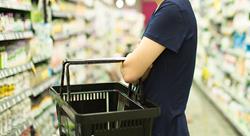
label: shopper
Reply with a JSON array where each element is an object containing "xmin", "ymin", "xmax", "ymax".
[{"xmin": 121, "ymin": 0, "xmax": 197, "ymax": 135}]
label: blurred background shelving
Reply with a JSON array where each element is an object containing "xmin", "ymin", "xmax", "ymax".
[
  {"xmin": 0, "ymin": 0, "xmax": 143, "ymax": 135},
  {"xmin": 1, "ymin": 0, "xmax": 250, "ymax": 136}
]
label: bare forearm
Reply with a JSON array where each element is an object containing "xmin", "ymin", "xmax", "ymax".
[
  {"xmin": 121, "ymin": 53, "xmax": 143, "ymax": 83},
  {"xmin": 121, "ymin": 37, "xmax": 165, "ymax": 83}
]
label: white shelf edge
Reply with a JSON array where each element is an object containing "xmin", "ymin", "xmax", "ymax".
[
  {"xmin": 52, "ymin": 11, "xmax": 74, "ymax": 19},
  {"xmin": 32, "ymin": 55, "xmax": 51, "ymax": 64},
  {"xmin": 0, "ymin": 62, "xmax": 34, "ymax": 80},
  {"xmin": 0, "ymin": 89, "xmax": 32, "ymax": 113},
  {"xmin": 33, "ymin": 105, "xmax": 56, "ymax": 128},
  {"xmin": 33, "ymin": 102, "xmax": 54, "ymax": 119},
  {"xmin": 52, "ymin": 30, "xmax": 85, "ymax": 41},
  {"xmin": 221, "ymin": 86, "xmax": 250, "ymax": 109},
  {"xmin": 0, "ymin": 2, "xmax": 32, "ymax": 12},
  {"xmin": 0, "ymin": 75, "xmax": 58, "ymax": 113},
  {"xmin": 32, "ymin": 76, "xmax": 59, "ymax": 97},
  {"xmin": 0, "ymin": 31, "xmax": 34, "ymax": 42},
  {"xmin": 52, "ymin": 10, "xmax": 85, "ymax": 19}
]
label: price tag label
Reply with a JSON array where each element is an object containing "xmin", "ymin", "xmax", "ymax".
[
  {"xmin": 22, "ymin": 65, "xmax": 26, "ymax": 71},
  {"xmin": 22, "ymin": 32, "xmax": 27, "ymax": 38},
  {"xmin": 13, "ymin": 67, "xmax": 17, "ymax": 74},
  {"xmin": 39, "ymin": 86, "xmax": 43, "ymax": 94},
  {"xmin": 17, "ymin": 96, "xmax": 21, "ymax": 102},
  {"xmin": 2, "ymin": 103, "xmax": 6, "ymax": 110},
  {"xmin": 23, "ymin": 5, "xmax": 27, "ymax": 10},
  {"xmin": 0, "ymin": 34, "xmax": 4, "ymax": 41},
  {"xmin": 25, "ymin": 91, "xmax": 29, "ymax": 96},
  {"xmin": 3, "ymin": 70, "xmax": 8, "ymax": 77},
  {"xmin": 16, "ymin": 32, "xmax": 21, "ymax": 38},
  {"xmin": 0, "ymin": 105, "xmax": 3, "ymax": 112},
  {"xmin": 6, "ymin": 101, "xmax": 10, "ymax": 108},
  {"xmin": 25, "ymin": 90, "xmax": 31, "ymax": 97},
  {"xmin": 29, "ymin": 63, "xmax": 33, "ymax": 68},
  {"xmin": 14, "ymin": 32, "xmax": 18, "ymax": 38},
  {"xmin": 5, "ymin": 33, "xmax": 12, "ymax": 40},
  {"xmin": 19, "ymin": 32, "xmax": 24, "ymax": 38},
  {"xmin": 38, "ymin": 56, "xmax": 42, "ymax": 62},
  {"xmin": 0, "ymin": 71, "xmax": 3, "ymax": 78},
  {"xmin": 5, "ymin": 3, "xmax": 9, "ymax": 8},
  {"xmin": 25, "ymin": 32, "xmax": 31, "ymax": 38},
  {"xmin": 2, "ymin": 33, "xmax": 6, "ymax": 39},
  {"xmin": 12, "ymin": 98, "xmax": 16, "ymax": 104},
  {"xmin": 17, "ymin": 5, "xmax": 22, "ymax": 10},
  {"xmin": 8, "ymin": 69, "xmax": 12, "ymax": 75},
  {"xmin": 17, "ymin": 66, "xmax": 21, "ymax": 72},
  {"xmin": 29, "ymin": 32, "xmax": 33, "ymax": 37},
  {"xmin": 1, "ymin": 71, "xmax": 4, "ymax": 77},
  {"xmin": 21, "ymin": 32, "xmax": 24, "ymax": 38},
  {"xmin": 21, "ymin": 93, "xmax": 25, "ymax": 99}
]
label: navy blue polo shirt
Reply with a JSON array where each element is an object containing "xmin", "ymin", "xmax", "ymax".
[{"xmin": 142, "ymin": 0, "xmax": 197, "ymax": 136}]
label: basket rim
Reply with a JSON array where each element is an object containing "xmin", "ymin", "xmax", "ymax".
[{"xmin": 50, "ymin": 82, "xmax": 160, "ymax": 122}]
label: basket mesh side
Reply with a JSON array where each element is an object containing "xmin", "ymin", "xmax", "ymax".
[
  {"xmin": 63, "ymin": 91, "xmax": 107, "ymax": 102},
  {"xmin": 90, "ymin": 119, "xmax": 144, "ymax": 131}
]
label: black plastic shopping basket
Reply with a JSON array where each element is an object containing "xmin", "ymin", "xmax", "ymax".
[{"xmin": 50, "ymin": 58, "xmax": 160, "ymax": 136}]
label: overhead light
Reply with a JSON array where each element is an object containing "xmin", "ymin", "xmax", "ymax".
[
  {"xmin": 125, "ymin": 0, "xmax": 136, "ymax": 6},
  {"xmin": 116, "ymin": 0, "xmax": 124, "ymax": 8}
]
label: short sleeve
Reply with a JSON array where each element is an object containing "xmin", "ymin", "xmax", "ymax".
[{"xmin": 143, "ymin": 3, "xmax": 187, "ymax": 53}]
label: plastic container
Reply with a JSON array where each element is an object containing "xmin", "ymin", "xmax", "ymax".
[{"xmin": 50, "ymin": 58, "xmax": 160, "ymax": 136}]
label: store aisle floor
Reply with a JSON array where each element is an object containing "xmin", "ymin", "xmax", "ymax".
[{"xmin": 186, "ymin": 85, "xmax": 239, "ymax": 136}]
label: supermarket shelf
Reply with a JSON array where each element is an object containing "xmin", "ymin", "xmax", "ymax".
[
  {"xmin": 222, "ymin": 48, "xmax": 248, "ymax": 59},
  {"xmin": 0, "ymin": 62, "xmax": 34, "ymax": 79},
  {"xmin": 68, "ymin": 0, "xmax": 84, "ymax": 3},
  {"xmin": 67, "ymin": 0, "xmax": 93, "ymax": 8},
  {"xmin": 0, "ymin": 76, "xmax": 58, "ymax": 113},
  {"xmin": 33, "ymin": 102, "xmax": 54, "ymax": 119},
  {"xmin": 52, "ymin": 10, "xmax": 85, "ymax": 20},
  {"xmin": 0, "ymin": 89, "xmax": 32, "ymax": 113},
  {"xmin": 8, "ymin": 118, "xmax": 33, "ymax": 136},
  {"xmin": 33, "ymin": 105, "xmax": 56, "ymax": 128},
  {"xmin": 216, "ymin": 62, "xmax": 245, "ymax": 83},
  {"xmin": 0, "ymin": 2, "xmax": 32, "ymax": 12},
  {"xmin": 32, "ymin": 76, "xmax": 59, "ymax": 97},
  {"xmin": 32, "ymin": 55, "xmax": 51, "ymax": 64},
  {"xmin": 0, "ymin": 31, "xmax": 34, "ymax": 42},
  {"xmin": 222, "ymin": 86, "xmax": 250, "ymax": 109},
  {"xmin": 52, "ymin": 11, "xmax": 75, "ymax": 19},
  {"xmin": 52, "ymin": 30, "xmax": 85, "ymax": 41},
  {"xmin": 194, "ymin": 76, "xmax": 250, "ymax": 136}
]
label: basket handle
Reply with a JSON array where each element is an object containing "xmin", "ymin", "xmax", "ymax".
[{"xmin": 60, "ymin": 57, "xmax": 128, "ymax": 97}]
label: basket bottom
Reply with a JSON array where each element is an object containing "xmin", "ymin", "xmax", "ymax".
[{"xmin": 60, "ymin": 116, "xmax": 153, "ymax": 136}]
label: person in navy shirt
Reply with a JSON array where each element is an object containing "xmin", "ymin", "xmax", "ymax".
[{"xmin": 121, "ymin": 0, "xmax": 197, "ymax": 135}]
